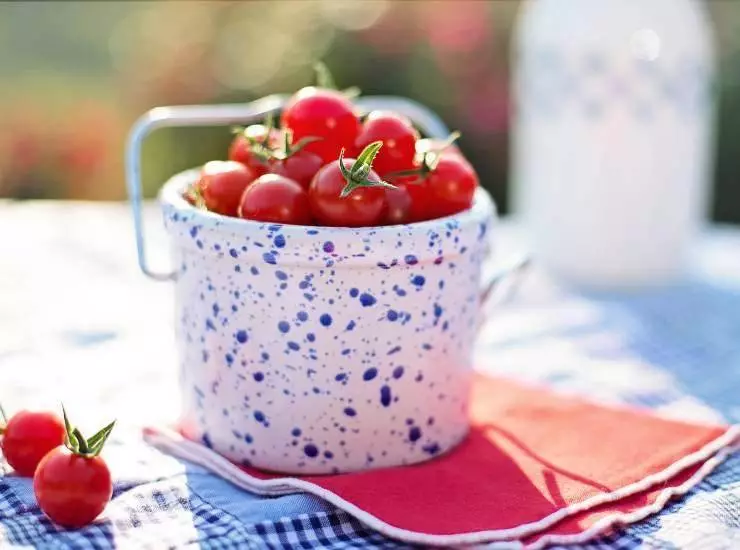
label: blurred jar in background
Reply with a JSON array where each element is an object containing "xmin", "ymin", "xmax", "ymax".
[{"xmin": 511, "ymin": 0, "xmax": 716, "ymax": 289}]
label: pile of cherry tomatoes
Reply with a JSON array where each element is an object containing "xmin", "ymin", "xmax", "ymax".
[
  {"xmin": 0, "ymin": 405, "xmax": 115, "ymax": 529},
  {"xmin": 186, "ymin": 66, "xmax": 479, "ymax": 228}
]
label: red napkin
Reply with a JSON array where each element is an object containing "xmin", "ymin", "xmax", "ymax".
[{"xmin": 145, "ymin": 375, "xmax": 738, "ymax": 548}]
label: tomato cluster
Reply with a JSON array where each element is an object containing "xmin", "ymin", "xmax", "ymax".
[
  {"xmin": 186, "ymin": 68, "xmax": 479, "ymax": 228},
  {"xmin": 0, "ymin": 404, "xmax": 115, "ymax": 529}
]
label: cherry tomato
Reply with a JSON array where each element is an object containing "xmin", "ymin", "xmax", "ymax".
[
  {"xmin": 239, "ymin": 174, "xmax": 313, "ymax": 225},
  {"xmin": 270, "ymin": 149, "xmax": 324, "ymax": 189},
  {"xmin": 309, "ymin": 158, "xmax": 387, "ymax": 227},
  {"xmin": 228, "ymin": 124, "xmax": 280, "ymax": 176},
  {"xmin": 198, "ymin": 160, "xmax": 256, "ymax": 217},
  {"xmin": 418, "ymin": 155, "xmax": 478, "ymax": 221},
  {"xmin": 34, "ymin": 447, "xmax": 112, "ymax": 528},
  {"xmin": 355, "ymin": 111, "xmax": 419, "ymax": 176},
  {"xmin": 0, "ymin": 410, "xmax": 65, "ymax": 477},
  {"xmin": 281, "ymin": 87, "xmax": 360, "ymax": 164}
]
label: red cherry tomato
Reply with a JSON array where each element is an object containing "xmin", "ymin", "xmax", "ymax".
[
  {"xmin": 239, "ymin": 174, "xmax": 313, "ymax": 225},
  {"xmin": 198, "ymin": 160, "xmax": 256, "ymax": 217},
  {"xmin": 228, "ymin": 124, "xmax": 280, "ymax": 176},
  {"xmin": 355, "ymin": 111, "xmax": 419, "ymax": 176},
  {"xmin": 420, "ymin": 155, "xmax": 478, "ymax": 221},
  {"xmin": 34, "ymin": 447, "xmax": 112, "ymax": 529},
  {"xmin": 0, "ymin": 410, "xmax": 65, "ymax": 477},
  {"xmin": 281, "ymin": 87, "xmax": 360, "ymax": 164},
  {"xmin": 309, "ymin": 159, "xmax": 387, "ymax": 227},
  {"xmin": 270, "ymin": 149, "xmax": 324, "ymax": 190}
]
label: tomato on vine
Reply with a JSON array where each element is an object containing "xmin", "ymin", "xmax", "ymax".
[
  {"xmin": 228, "ymin": 123, "xmax": 281, "ymax": 176},
  {"xmin": 0, "ymin": 405, "xmax": 66, "ymax": 477},
  {"xmin": 309, "ymin": 141, "xmax": 394, "ymax": 227},
  {"xmin": 33, "ymin": 407, "xmax": 115, "ymax": 529},
  {"xmin": 387, "ymin": 132, "xmax": 477, "ymax": 222}
]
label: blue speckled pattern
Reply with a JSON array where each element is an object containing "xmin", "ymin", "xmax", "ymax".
[{"xmin": 160, "ymin": 169, "xmax": 496, "ymax": 474}]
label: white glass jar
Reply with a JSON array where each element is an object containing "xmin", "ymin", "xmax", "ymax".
[{"xmin": 511, "ymin": 0, "xmax": 716, "ymax": 289}]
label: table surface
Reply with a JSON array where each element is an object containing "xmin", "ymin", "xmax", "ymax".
[{"xmin": 1, "ymin": 200, "xmax": 740, "ymax": 549}]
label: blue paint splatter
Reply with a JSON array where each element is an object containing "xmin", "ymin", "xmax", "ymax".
[
  {"xmin": 288, "ymin": 341, "xmax": 300, "ymax": 351},
  {"xmin": 341, "ymin": 348, "xmax": 351, "ymax": 356},
  {"xmin": 278, "ymin": 321, "xmax": 290, "ymax": 333},
  {"xmin": 307, "ymin": 333, "xmax": 316, "ymax": 342},
  {"xmin": 306, "ymin": 229, "xmax": 319, "ymax": 235},
  {"xmin": 323, "ymin": 241, "xmax": 335, "ymax": 253},
  {"xmin": 274, "ymin": 234, "xmax": 286, "ymax": 248},
  {"xmin": 212, "ymin": 303, "xmax": 220, "ymax": 316},
  {"xmin": 201, "ymin": 433, "xmax": 213, "ymax": 448},
  {"xmin": 291, "ymin": 427, "xmax": 302, "ymax": 437},
  {"xmin": 253, "ymin": 372, "xmax": 264, "ymax": 382},
  {"xmin": 423, "ymin": 443, "xmax": 441, "ymax": 455},
  {"xmin": 404, "ymin": 254, "xmax": 418, "ymax": 265},
  {"xmin": 225, "ymin": 353, "xmax": 234, "ymax": 366},
  {"xmin": 299, "ymin": 280, "xmax": 310, "ymax": 290},
  {"xmin": 190, "ymin": 227, "xmax": 198, "ymax": 238},
  {"xmin": 380, "ymin": 385, "xmax": 392, "ymax": 407},
  {"xmin": 359, "ymin": 293, "xmax": 376, "ymax": 307},
  {"xmin": 304, "ymin": 444, "xmax": 319, "ymax": 458},
  {"xmin": 236, "ymin": 330, "xmax": 248, "ymax": 344},
  {"xmin": 297, "ymin": 311, "xmax": 308, "ymax": 322},
  {"xmin": 344, "ymin": 407, "xmax": 357, "ymax": 417},
  {"xmin": 434, "ymin": 256, "xmax": 444, "ymax": 265},
  {"xmin": 345, "ymin": 320, "xmax": 356, "ymax": 331},
  {"xmin": 434, "ymin": 304, "xmax": 443, "ymax": 318},
  {"xmin": 409, "ymin": 426, "xmax": 422, "ymax": 442},
  {"xmin": 393, "ymin": 366, "xmax": 405, "ymax": 379},
  {"xmin": 387, "ymin": 346, "xmax": 402, "ymax": 355},
  {"xmin": 324, "ymin": 451, "xmax": 334, "ymax": 459},
  {"xmin": 411, "ymin": 275, "xmax": 426, "ymax": 287},
  {"xmin": 442, "ymin": 320, "xmax": 449, "ymax": 331},
  {"xmin": 422, "ymin": 343, "xmax": 433, "ymax": 350},
  {"xmin": 335, "ymin": 373, "xmax": 347, "ymax": 382},
  {"xmin": 254, "ymin": 410, "xmax": 266, "ymax": 423},
  {"xmin": 387, "ymin": 310, "xmax": 399, "ymax": 322},
  {"xmin": 250, "ymin": 266, "xmax": 259, "ymax": 276},
  {"xmin": 349, "ymin": 288, "xmax": 359, "ymax": 298},
  {"xmin": 263, "ymin": 252, "xmax": 276, "ymax": 265},
  {"xmin": 261, "ymin": 352, "xmax": 270, "ymax": 361},
  {"xmin": 229, "ymin": 248, "xmax": 238, "ymax": 258},
  {"xmin": 244, "ymin": 434, "xmax": 253, "ymax": 443},
  {"xmin": 276, "ymin": 270, "xmax": 288, "ymax": 281},
  {"xmin": 320, "ymin": 313, "xmax": 333, "ymax": 327},
  {"xmin": 363, "ymin": 368, "xmax": 378, "ymax": 381}
]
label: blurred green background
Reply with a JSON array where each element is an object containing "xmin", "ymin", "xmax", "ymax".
[{"xmin": 0, "ymin": 0, "xmax": 738, "ymax": 222}]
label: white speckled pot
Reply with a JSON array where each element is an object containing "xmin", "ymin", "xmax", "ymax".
[{"xmin": 158, "ymin": 169, "xmax": 496, "ymax": 474}]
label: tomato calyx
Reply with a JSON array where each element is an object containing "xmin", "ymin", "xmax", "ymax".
[
  {"xmin": 231, "ymin": 115, "xmax": 277, "ymax": 167},
  {"xmin": 338, "ymin": 141, "xmax": 396, "ymax": 198},
  {"xmin": 387, "ymin": 131, "xmax": 462, "ymax": 183},
  {"xmin": 270, "ymin": 129, "xmax": 322, "ymax": 162},
  {"xmin": 313, "ymin": 61, "xmax": 361, "ymax": 100},
  {"xmin": 62, "ymin": 406, "xmax": 115, "ymax": 458}
]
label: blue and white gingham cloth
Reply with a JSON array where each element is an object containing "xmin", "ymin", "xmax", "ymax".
[{"xmin": 3, "ymin": 266, "xmax": 740, "ymax": 548}]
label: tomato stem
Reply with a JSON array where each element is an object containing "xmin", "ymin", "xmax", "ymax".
[
  {"xmin": 338, "ymin": 142, "xmax": 396, "ymax": 198},
  {"xmin": 73, "ymin": 428, "xmax": 89, "ymax": 454},
  {"xmin": 313, "ymin": 61, "xmax": 361, "ymax": 99}
]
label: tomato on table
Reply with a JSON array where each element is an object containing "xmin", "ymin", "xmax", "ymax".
[
  {"xmin": 198, "ymin": 160, "xmax": 257, "ymax": 217},
  {"xmin": 0, "ymin": 408, "xmax": 66, "ymax": 477},
  {"xmin": 239, "ymin": 174, "xmax": 313, "ymax": 225},
  {"xmin": 33, "ymin": 409, "xmax": 115, "ymax": 529}
]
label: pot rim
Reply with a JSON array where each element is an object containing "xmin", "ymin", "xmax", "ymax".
[{"xmin": 159, "ymin": 168, "xmax": 497, "ymax": 237}]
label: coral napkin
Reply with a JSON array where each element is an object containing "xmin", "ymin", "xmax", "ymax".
[{"xmin": 144, "ymin": 375, "xmax": 738, "ymax": 548}]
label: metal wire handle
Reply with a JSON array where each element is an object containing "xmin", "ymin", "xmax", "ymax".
[{"xmin": 125, "ymin": 95, "xmax": 451, "ymax": 281}]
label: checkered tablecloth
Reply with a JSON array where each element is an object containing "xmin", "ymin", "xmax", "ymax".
[{"xmin": 0, "ymin": 201, "xmax": 739, "ymax": 549}]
